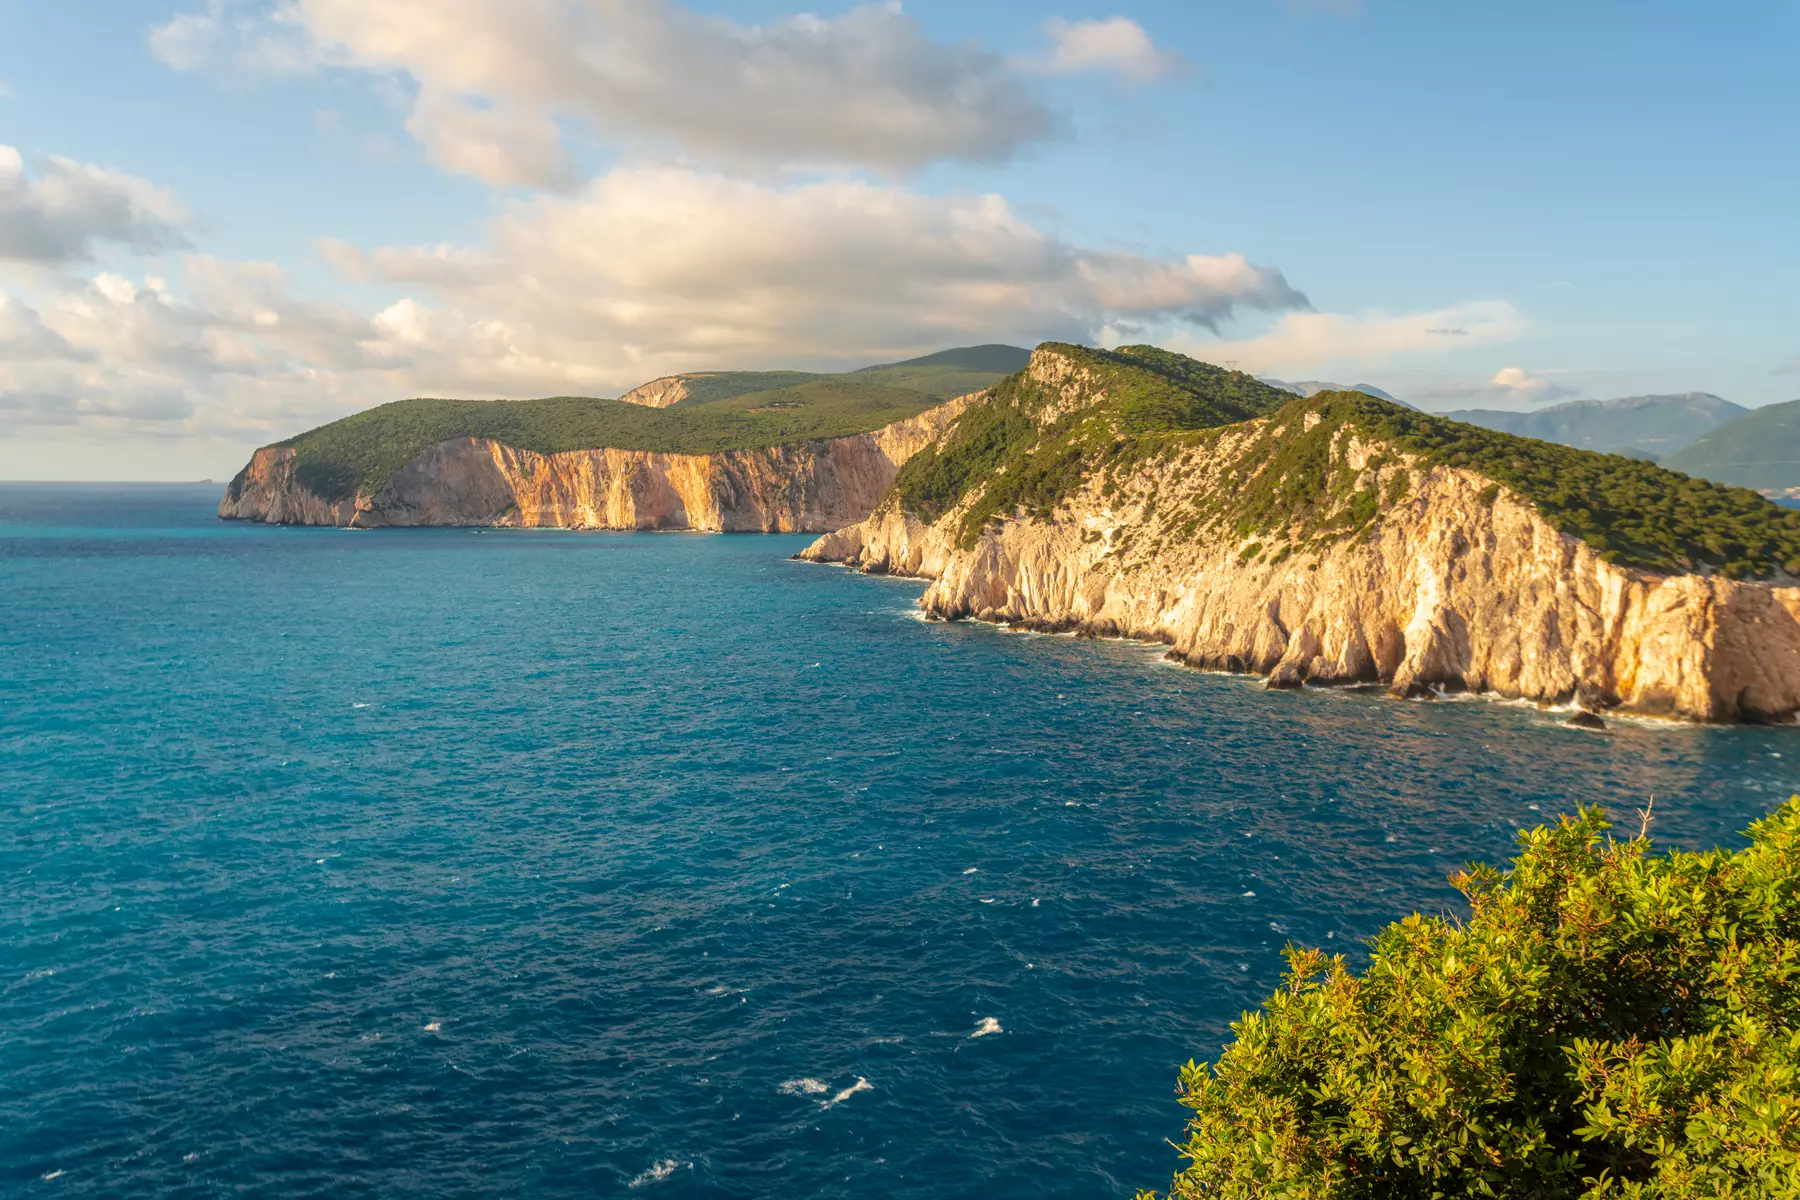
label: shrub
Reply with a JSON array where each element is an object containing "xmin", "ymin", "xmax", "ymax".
[{"xmin": 1147, "ymin": 800, "xmax": 1800, "ymax": 1199}]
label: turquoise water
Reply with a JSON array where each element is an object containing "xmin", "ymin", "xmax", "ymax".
[{"xmin": 3, "ymin": 483, "xmax": 1793, "ymax": 1198}]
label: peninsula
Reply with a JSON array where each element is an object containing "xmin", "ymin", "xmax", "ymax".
[{"xmin": 801, "ymin": 343, "xmax": 1800, "ymax": 724}]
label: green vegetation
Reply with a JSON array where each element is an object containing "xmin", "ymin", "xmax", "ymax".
[
  {"xmin": 657, "ymin": 370, "xmax": 818, "ymax": 407},
  {"xmin": 886, "ymin": 346, "xmax": 1800, "ymax": 576},
  {"xmin": 1664, "ymin": 399, "xmax": 1800, "ymax": 493},
  {"xmin": 852, "ymin": 344, "xmax": 1032, "ymax": 400},
  {"xmin": 1188, "ymin": 391, "xmax": 1800, "ymax": 577},
  {"xmin": 888, "ymin": 342, "xmax": 1294, "ymax": 544},
  {"xmin": 1146, "ymin": 800, "xmax": 1800, "ymax": 1200},
  {"xmin": 277, "ymin": 380, "xmax": 942, "ymax": 502}
]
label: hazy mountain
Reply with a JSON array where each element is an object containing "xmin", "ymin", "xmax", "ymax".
[
  {"xmin": 1662, "ymin": 398, "xmax": 1800, "ymax": 493},
  {"xmin": 1261, "ymin": 378, "xmax": 1413, "ymax": 408},
  {"xmin": 1442, "ymin": 393, "xmax": 1745, "ymax": 459}
]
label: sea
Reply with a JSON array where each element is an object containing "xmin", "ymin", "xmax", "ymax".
[{"xmin": 3, "ymin": 482, "xmax": 1793, "ymax": 1199}]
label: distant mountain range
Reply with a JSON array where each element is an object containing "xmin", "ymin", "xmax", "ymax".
[
  {"xmin": 1261, "ymin": 378, "xmax": 1412, "ymax": 408},
  {"xmin": 1441, "ymin": 393, "xmax": 1747, "ymax": 460},
  {"xmin": 1663, "ymin": 398, "xmax": 1800, "ymax": 495}
]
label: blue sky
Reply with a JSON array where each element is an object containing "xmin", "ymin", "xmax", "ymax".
[{"xmin": 1, "ymin": 0, "xmax": 1795, "ymax": 479}]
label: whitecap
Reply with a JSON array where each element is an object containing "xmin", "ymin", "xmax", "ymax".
[
  {"xmin": 970, "ymin": 1017, "xmax": 1003, "ymax": 1038},
  {"xmin": 628, "ymin": 1159, "xmax": 689, "ymax": 1188},
  {"xmin": 778, "ymin": 1078, "xmax": 829, "ymax": 1097},
  {"xmin": 42, "ymin": 1170, "xmax": 64, "ymax": 1181},
  {"xmin": 820, "ymin": 1077, "xmax": 872, "ymax": 1109},
  {"xmin": 351, "ymin": 702, "xmax": 370, "ymax": 709},
  {"xmin": 1241, "ymin": 891, "xmax": 1256, "ymax": 898},
  {"xmin": 961, "ymin": 867, "xmax": 978, "ymax": 876},
  {"xmin": 702, "ymin": 984, "xmax": 730, "ymax": 996}
]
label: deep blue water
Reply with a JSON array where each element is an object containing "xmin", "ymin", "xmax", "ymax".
[{"xmin": 3, "ymin": 483, "xmax": 1794, "ymax": 1199}]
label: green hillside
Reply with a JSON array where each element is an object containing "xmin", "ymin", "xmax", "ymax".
[
  {"xmin": 640, "ymin": 345, "xmax": 1029, "ymax": 408},
  {"xmin": 885, "ymin": 344, "xmax": 1800, "ymax": 578},
  {"xmin": 1216, "ymin": 392, "xmax": 1800, "ymax": 578},
  {"xmin": 1662, "ymin": 398, "xmax": 1800, "ymax": 492},
  {"xmin": 659, "ymin": 370, "xmax": 819, "ymax": 407},
  {"xmin": 275, "ymin": 380, "xmax": 943, "ymax": 503},
  {"xmin": 889, "ymin": 342, "xmax": 1295, "ymax": 544},
  {"xmin": 852, "ymin": 343, "xmax": 1032, "ymax": 398}
]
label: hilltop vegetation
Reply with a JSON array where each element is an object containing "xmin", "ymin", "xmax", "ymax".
[
  {"xmin": 885, "ymin": 344, "xmax": 1800, "ymax": 578},
  {"xmin": 277, "ymin": 381, "xmax": 942, "ymax": 502},
  {"xmin": 1210, "ymin": 392, "xmax": 1800, "ymax": 578},
  {"xmin": 1147, "ymin": 801, "xmax": 1800, "ymax": 1200},
  {"xmin": 1664, "ymin": 398, "xmax": 1800, "ymax": 492},
  {"xmin": 890, "ymin": 343, "xmax": 1295, "ymax": 542},
  {"xmin": 852, "ymin": 344, "xmax": 1032, "ymax": 399}
]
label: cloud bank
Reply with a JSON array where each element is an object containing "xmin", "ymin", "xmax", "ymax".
[{"xmin": 2, "ymin": 164, "xmax": 1308, "ymax": 437}]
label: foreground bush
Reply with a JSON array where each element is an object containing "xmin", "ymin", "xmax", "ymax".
[{"xmin": 1149, "ymin": 801, "xmax": 1800, "ymax": 1198}]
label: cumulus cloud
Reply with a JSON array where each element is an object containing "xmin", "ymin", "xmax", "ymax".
[
  {"xmin": 0, "ymin": 262, "xmax": 394, "ymax": 434},
  {"xmin": 0, "ymin": 146, "xmax": 189, "ymax": 263},
  {"xmin": 1169, "ymin": 300, "xmax": 1524, "ymax": 374},
  {"xmin": 1411, "ymin": 365, "xmax": 1580, "ymax": 407},
  {"xmin": 152, "ymin": 0, "xmax": 1086, "ymax": 182},
  {"xmin": 1038, "ymin": 17, "xmax": 1186, "ymax": 82},
  {"xmin": 316, "ymin": 166, "xmax": 1307, "ymax": 395}
]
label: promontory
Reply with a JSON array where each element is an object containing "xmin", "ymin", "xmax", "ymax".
[
  {"xmin": 800, "ymin": 343, "xmax": 1800, "ymax": 724},
  {"xmin": 218, "ymin": 346, "xmax": 1026, "ymax": 532}
]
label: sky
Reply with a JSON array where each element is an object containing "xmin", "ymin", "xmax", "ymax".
[{"xmin": 0, "ymin": 0, "xmax": 1795, "ymax": 481}]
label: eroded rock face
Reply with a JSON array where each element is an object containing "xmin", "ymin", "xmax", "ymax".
[
  {"xmin": 616, "ymin": 376, "xmax": 692, "ymax": 408},
  {"xmin": 801, "ymin": 427, "xmax": 1800, "ymax": 725},
  {"xmin": 218, "ymin": 395, "xmax": 974, "ymax": 534}
]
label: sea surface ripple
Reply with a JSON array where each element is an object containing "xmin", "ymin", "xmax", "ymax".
[{"xmin": 2, "ymin": 484, "xmax": 1793, "ymax": 1198}]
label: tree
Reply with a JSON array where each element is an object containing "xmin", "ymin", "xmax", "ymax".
[{"xmin": 1148, "ymin": 800, "xmax": 1800, "ymax": 1199}]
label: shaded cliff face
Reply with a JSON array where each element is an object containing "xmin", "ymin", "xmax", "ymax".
[
  {"xmin": 219, "ymin": 395, "xmax": 973, "ymax": 533},
  {"xmin": 803, "ymin": 366, "xmax": 1800, "ymax": 724}
]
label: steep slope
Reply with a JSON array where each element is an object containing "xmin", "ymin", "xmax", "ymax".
[
  {"xmin": 1443, "ymin": 392, "xmax": 1745, "ymax": 459},
  {"xmin": 221, "ymin": 392, "xmax": 974, "ymax": 531},
  {"xmin": 803, "ymin": 344, "xmax": 1800, "ymax": 723},
  {"xmin": 1663, "ymin": 398, "xmax": 1800, "ymax": 494}
]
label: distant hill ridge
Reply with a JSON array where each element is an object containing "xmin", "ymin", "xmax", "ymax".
[
  {"xmin": 618, "ymin": 344, "xmax": 1030, "ymax": 409},
  {"xmin": 1664, "ymin": 397, "xmax": 1800, "ymax": 494},
  {"xmin": 1443, "ymin": 392, "xmax": 1746, "ymax": 459}
]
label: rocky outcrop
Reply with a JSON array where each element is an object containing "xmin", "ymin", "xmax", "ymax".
[
  {"xmin": 617, "ymin": 375, "xmax": 693, "ymax": 408},
  {"xmin": 219, "ymin": 395, "xmax": 974, "ymax": 532},
  {"xmin": 802, "ymin": 414, "xmax": 1800, "ymax": 725}
]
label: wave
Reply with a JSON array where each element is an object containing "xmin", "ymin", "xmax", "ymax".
[{"xmin": 628, "ymin": 1159, "xmax": 689, "ymax": 1189}]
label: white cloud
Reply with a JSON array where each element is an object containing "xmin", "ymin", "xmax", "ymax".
[
  {"xmin": 0, "ymin": 146, "xmax": 189, "ymax": 263},
  {"xmin": 0, "ymin": 260, "xmax": 394, "ymax": 434},
  {"xmin": 148, "ymin": 0, "xmax": 316, "ymax": 74},
  {"xmin": 1038, "ymin": 17, "xmax": 1186, "ymax": 82},
  {"xmin": 1412, "ymin": 365, "xmax": 1580, "ymax": 408},
  {"xmin": 1169, "ymin": 300, "xmax": 1525, "ymax": 374},
  {"xmin": 153, "ymin": 0, "xmax": 1071, "ymax": 182},
  {"xmin": 320, "ymin": 166, "xmax": 1308, "ymax": 395}
]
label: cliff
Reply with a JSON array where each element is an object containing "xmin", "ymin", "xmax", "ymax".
[
  {"xmin": 220, "ymin": 395, "xmax": 972, "ymax": 532},
  {"xmin": 801, "ymin": 345, "xmax": 1800, "ymax": 724}
]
